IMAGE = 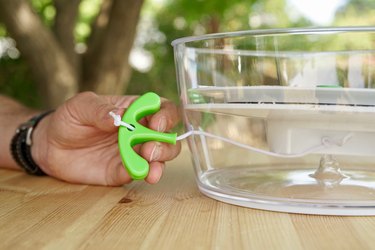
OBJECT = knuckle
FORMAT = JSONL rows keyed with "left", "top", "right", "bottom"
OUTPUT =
{"left": 77, "top": 91, "right": 97, "bottom": 100}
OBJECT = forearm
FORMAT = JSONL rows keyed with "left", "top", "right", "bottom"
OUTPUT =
{"left": 0, "top": 95, "right": 39, "bottom": 170}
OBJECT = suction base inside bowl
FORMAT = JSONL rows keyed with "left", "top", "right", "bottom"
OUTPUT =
{"left": 198, "top": 163, "right": 375, "bottom": 216}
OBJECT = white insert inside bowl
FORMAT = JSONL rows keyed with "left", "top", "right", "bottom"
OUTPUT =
{"left": 190, "top": 86, "right": 375, "bottom": 156}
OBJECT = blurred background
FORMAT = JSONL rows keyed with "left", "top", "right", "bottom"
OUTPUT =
{"left": 0, "top": 0, "right": 374, "bottom": 108}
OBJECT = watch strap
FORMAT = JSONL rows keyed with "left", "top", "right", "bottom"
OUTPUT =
{"left": 10, "top": 110, "right": 53, "bottom": 176}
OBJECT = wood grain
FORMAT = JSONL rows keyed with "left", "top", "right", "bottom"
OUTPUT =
{"left": 1, "top": 146, "right": 375, "bottom": 250}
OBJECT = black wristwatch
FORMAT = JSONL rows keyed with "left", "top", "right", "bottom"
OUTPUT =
{"left": 10, "top": 110, "right": 53, "bottom": 176}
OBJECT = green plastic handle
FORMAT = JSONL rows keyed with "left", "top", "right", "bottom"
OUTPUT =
{"left": 118, "top": 92, "right": 177, "bottom": 180}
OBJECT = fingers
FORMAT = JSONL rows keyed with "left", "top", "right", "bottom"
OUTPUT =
{"left": 105, "top": 162, "right": 133, "bottom": 186}
{"left": 63, "top": 91, "right": 124, "bottom": 132}
{"left": 110, "top": 159, "right": 166, "bottom": 185}
{"left": 104, "top": 139, "right": 179, "bottom": 185}
{"left": 145, "top": 161, "right": 165, "bottom": 184}
{"left": 132, "top": 141, "right": 180, "bottom": 184}
{"left": 59, "top": 92, "right": 181, "bottom": 186}
{"left": 146, "top": 100, "right": 181, "bottom": 132}
{"left": 139, "top": 141, "right": 182, "bottom": 163}
{"left": 105, "top": 157, "right": 166, "bottom": 185}
{"left": 103, "top": 95, "right": 139, "bottom": 109}
{"left": 64, "top": 92, "right": 180, "bottom": 134}
{"left": 123, "top": 99, "right": 181, "bottom": 185}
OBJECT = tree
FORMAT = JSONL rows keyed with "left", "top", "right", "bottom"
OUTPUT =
{"left": 127, "top": 0, "right": 311, "bottom": 101}
{"left": 334, "top": 0, "right": 375, "bottom": 25}
{"left": 0, "top": 0, "right": 143, "bottom": 108}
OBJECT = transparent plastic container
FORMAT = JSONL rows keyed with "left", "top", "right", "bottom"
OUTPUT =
{"left": 172, "top": 27, "right": 375, "bottom": 215}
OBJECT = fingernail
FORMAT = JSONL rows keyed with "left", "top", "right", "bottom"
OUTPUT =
{"left": 150, "top": 142, "right": 161, "bottom": 161}
{"left": 155, "top": 164, "right": 165, "bottom": 183}
{"left": 157, "top": 116, "right": 167, "bottom": 132}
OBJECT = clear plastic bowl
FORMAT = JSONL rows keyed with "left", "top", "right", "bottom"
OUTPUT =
{"left": 172, "top": 27, "right": 375, "bottom": 215}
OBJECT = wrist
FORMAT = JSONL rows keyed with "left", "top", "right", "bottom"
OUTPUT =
{"left": 3, "top": 111, "right": 37, "bottom": 169}
{"left": 31, "top": 112, "right": 52, "bottom": 176}
{"left": 10, "top": 110, "right": 53, "bottom": 176}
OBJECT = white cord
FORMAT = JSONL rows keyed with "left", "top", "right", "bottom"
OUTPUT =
{"left": 109, "top": 112, "right": 135, "bottom": 131}
{"left": 176, "top": 130, "right": 352, "bottom": 158}
{"left": 109, "top": 112, "right": 353, "bottom": 159}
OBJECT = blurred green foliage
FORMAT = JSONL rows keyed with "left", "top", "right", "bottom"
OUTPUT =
{"left": 0, "top": 57, "right": 39, "bottom": 107}
{"left": 0, "top": 0, "right": 102, "bottom": 108}
{"left": 76, "top": 0, "right": 102, "bottom": 43}
{"left": 30, "top": 0, "right": 102, "bottom": 42}
{"left": 0, "top": 19, "right": 40, "bottom": 107}
{"left": 31, "top": 0, "right": 55, "bottom": 26}
{"left": 335, "top": 0, "right": 375, "bottom": 26}
{"left": 0, "top": 0, "right": 374, "bottom": 107}
{"left": 126, "top": 0, "right": 312, "bottom": 102}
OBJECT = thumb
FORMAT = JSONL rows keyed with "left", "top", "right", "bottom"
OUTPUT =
{"left": 67, "top": 92, "right": 125, "bottom": 132}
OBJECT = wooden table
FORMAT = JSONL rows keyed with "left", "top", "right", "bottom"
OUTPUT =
{"left": 1, "top": 145, "right": 375, "bottom": 250}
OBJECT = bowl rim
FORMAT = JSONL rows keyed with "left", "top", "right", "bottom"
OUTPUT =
{"left": 171, "top": 26, "right": 375, "bottom": 47}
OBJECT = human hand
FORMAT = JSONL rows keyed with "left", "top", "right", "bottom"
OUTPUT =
{"left": 31, "top": 92, "right": 181, "bottom": 186}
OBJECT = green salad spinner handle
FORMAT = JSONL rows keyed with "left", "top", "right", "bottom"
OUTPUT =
{"left": 118, "top": 92, "right": 177, "bottom": 180}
